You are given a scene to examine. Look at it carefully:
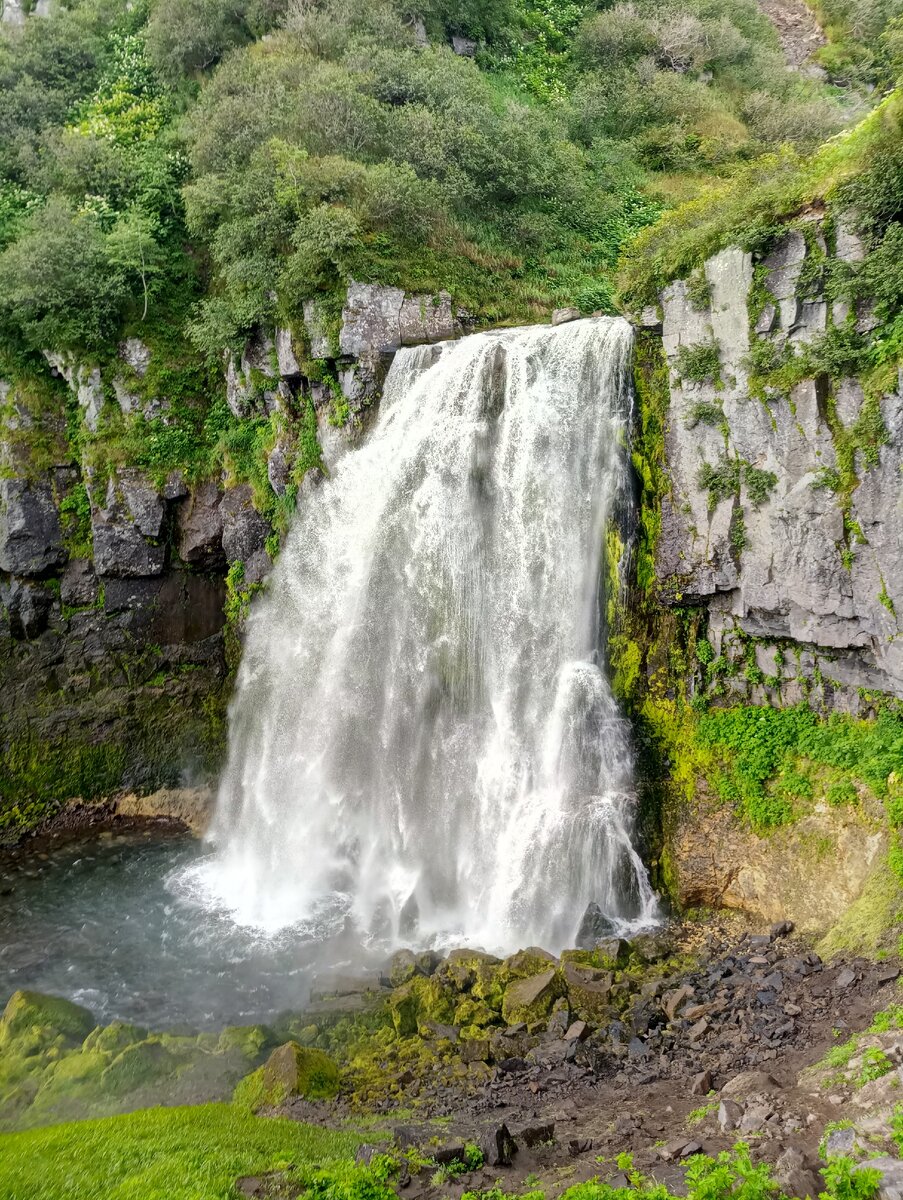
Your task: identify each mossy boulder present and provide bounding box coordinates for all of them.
[501,968,564,1026]
[100,1039,177,1096]
[502,947,558,980]
[563,961,614,1023]
[434,951,503,1007]
[216,1024,274,1059]
[83,1021,148,1055]
[0,991,95,1054]
[389,976,457,1037]
[388,949,423,988]
[453,997,495,1030]
[29,1050,112,1115]
[234,1041,340,1110]
[265,1042,339,1100]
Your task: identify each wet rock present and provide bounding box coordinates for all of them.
[260,1041,340,1101]
[576,903,616,947]
[0,478,66,576]
[309,974,385,1002]
[552,308,581,326]
[389,949,423,988]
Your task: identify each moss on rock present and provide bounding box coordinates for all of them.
[100,1039,177,1096]
[234,1041,340,1111]
[0,991,96,1054]
[501,968,565,1026]
[82,1021,147,1056]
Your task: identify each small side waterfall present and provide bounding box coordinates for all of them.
[199,317,657,951]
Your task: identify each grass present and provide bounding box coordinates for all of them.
[0,1104,359,1200]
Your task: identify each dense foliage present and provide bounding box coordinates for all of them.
[0,0,869,370]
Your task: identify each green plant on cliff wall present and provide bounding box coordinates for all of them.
[641,700,903,833]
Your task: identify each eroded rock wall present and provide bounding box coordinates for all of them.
[651,228,902,708]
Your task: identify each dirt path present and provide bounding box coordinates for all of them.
[757,0,827,72]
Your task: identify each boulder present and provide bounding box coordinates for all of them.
[0,991,95,1054]
[552,307,581,326]
[481,1124,517,1167]
[389,949,423,988]
[563,962,614,1022]
[721,1070,780,1098]
[576,902,616,947]
[262,1041,340,1101]
[101,1039,176,1095]
[501,968,563,1026]
[856,1158,903,1200]
[0,479,66,576]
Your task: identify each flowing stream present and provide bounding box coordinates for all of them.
[190,317,657,952]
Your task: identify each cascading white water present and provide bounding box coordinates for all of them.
[197,316,657,952]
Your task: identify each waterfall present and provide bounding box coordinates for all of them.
[198,316,658,952]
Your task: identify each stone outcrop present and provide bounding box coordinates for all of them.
[654,230,903,705]
[669,785,888,932]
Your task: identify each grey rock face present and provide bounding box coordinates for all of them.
[303,300,333,359]
[656,229,903,700]
[61,558,98,609]
[220,484,270,567]
[0,479,66,576]
[275,328,301,378]
[0,576,52,638]
[177,481,224,567]
[340,283,461,357]
[90,471,166,578]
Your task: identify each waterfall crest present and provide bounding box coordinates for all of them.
[201,317,657,951]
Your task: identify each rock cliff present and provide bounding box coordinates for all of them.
[0,282,468,836]
[649,223,902,709]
